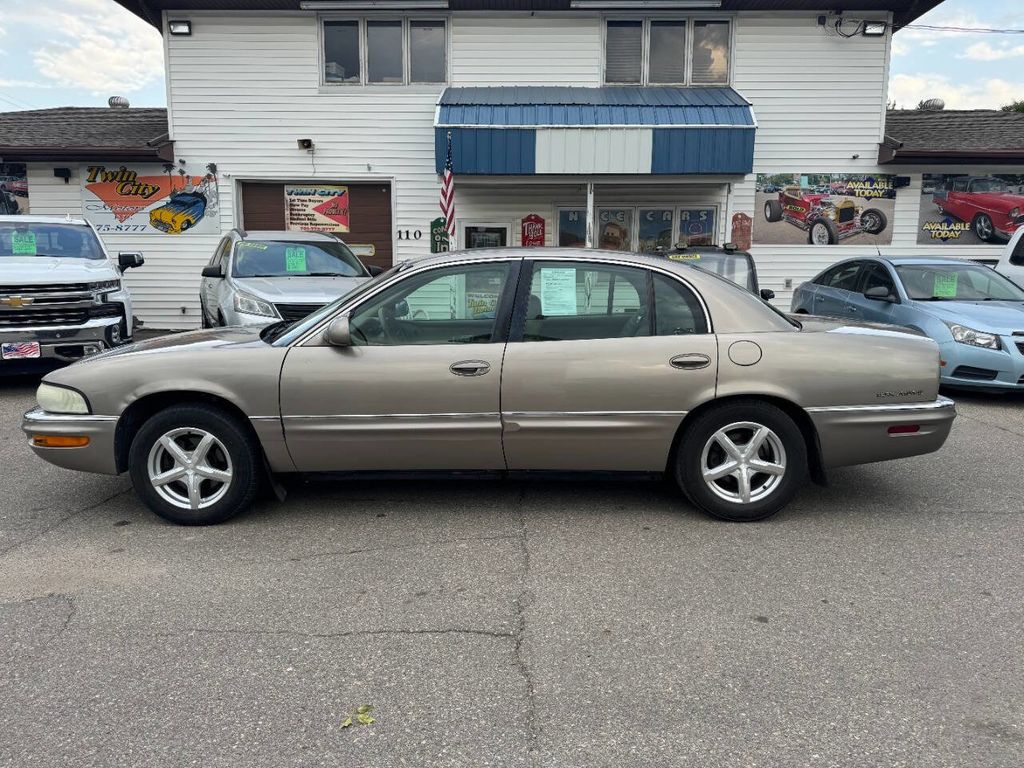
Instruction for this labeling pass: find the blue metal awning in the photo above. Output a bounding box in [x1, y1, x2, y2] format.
[435, 86, 756, 175]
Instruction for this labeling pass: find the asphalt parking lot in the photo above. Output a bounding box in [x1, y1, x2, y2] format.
[1, 375, 1022, 768]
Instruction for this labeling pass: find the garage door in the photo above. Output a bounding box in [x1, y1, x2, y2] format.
[239, 181, 393, 270]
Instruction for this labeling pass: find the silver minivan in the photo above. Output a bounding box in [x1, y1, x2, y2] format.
[199, 229, 376, 327]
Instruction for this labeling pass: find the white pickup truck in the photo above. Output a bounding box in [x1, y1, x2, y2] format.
[0, 216, 143, 366]
[995, 227, 1024, 286]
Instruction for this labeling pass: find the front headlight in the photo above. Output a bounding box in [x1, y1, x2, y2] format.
[944, 321, 1001, 350]
[1011, 207, 1021, 219]
[233, 291, 278, 318]
[36, 383, 90, 414]
[91, 279, 122, 302]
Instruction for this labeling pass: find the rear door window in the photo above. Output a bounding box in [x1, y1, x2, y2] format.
[818, 262, 863, 292]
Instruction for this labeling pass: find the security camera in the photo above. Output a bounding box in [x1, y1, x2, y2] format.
[297, 138, 314, 150]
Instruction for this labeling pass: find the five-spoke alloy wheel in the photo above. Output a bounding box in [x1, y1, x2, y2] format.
[676, 401, 806, 522]
[129, 404, 260, 525]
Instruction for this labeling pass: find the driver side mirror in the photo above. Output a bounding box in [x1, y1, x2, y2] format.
[325, 314, 352, 347]
[864, 285, 897, 303]
[118, 252, 144, 270]
[201, 264, 224, 278]
[759, 288, 776, 301]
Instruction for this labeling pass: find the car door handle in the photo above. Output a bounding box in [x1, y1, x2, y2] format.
[670, 353, 711, 370]
[450, 360, 491, 377]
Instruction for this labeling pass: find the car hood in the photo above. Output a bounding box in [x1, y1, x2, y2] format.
[0, 257, 118, 285]
[232, 275, 368, 303]
[67, 326, 265, 366]
[912, 300, 1024, 334]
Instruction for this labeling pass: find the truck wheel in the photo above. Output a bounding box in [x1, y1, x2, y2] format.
[764, 199, 784, 222]
[807, 217, 839, 245]
[128, 404, 261, 525]
[675, 400, 807, 522]
[860, 208, 887, 235]
[972, 213, 996, 242]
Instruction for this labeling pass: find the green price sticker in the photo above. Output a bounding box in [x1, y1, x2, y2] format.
[933, 273, 958, 298]
[11, 231, 37, 255]
[285, 247, 307, 272]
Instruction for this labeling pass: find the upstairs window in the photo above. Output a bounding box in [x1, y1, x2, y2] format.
[323, 18, 447, 86]
[605, 18, 730, 85]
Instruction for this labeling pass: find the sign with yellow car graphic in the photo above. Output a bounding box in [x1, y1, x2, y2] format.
[81, 164, 219, 235]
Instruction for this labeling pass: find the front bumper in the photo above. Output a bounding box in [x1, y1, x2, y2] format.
[22, 408, 120, 475]
[0, 318, 124, 363]
[807, 396, 956, 469]
[939, 339, 1024, 390]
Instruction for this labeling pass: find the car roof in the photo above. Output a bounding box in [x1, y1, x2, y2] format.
[239, 230, 340, 242]
[0, 215, 91, 227]
[884, 256, 987, 267]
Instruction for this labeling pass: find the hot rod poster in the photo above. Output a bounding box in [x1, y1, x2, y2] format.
[917, 174, 1024, 245]
[754, 173, 895, 246]
[81, 164, 219, 235]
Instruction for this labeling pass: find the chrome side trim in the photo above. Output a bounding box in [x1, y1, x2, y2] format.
[249, 416, 281, 422]
[282, 412, 501, 421]
[23, 408, 118, 423]
[505, 410, 687, 418]
[805, 396, 955, 414]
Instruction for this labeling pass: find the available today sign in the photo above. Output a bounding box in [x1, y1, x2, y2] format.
[81, 164, 219, 235]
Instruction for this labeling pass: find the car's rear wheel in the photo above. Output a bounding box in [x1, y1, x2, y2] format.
[764, 199, 783, 222]
[675, 401, 807, 522]
[808, 217, 838, 245]
[128, 404, 261, 525]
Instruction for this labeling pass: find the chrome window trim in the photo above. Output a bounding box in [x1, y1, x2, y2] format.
[805, 396, 954, 414]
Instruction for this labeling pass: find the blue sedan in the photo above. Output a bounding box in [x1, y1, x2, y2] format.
[792, 257, 1024, 390]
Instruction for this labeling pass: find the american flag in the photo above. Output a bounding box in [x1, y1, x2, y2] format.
[2, 342, 40, 359]
[440, 130, 455, 237]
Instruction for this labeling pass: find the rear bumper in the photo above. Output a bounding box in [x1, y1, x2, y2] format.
[0, 318, 124, 363]
[807, 396, 956, 469]
[21, 408, 120, 475]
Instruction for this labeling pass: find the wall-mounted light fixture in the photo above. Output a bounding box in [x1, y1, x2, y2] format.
[862, 21, 887, 36]
[297, 138, 315, 151]
[168, 20, 192, 36]
[53, 167, 72, 184]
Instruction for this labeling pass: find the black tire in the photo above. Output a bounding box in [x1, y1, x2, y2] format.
[972, 213, 999, 243]
[674, 400, 807, 522]
[860, 208, 887, 235]
[764, 199, 784, 222]
[128, 404, 261, 525]
[807, 217, 838, 245]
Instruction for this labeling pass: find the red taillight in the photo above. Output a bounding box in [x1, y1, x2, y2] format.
[888, 425, 920, 435]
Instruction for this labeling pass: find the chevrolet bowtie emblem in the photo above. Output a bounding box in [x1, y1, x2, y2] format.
[0, 295, 32, 308]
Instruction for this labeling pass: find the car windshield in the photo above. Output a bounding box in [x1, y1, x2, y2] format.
[262, 264, 402, 344]
[896, 263, 1024, 302]
[232, 239, 368, 278]
[669, 252, 756, 293]
[0, 223, 104, 260]
[969, 178, 1008, 194]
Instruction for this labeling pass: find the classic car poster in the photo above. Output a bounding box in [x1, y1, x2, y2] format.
[0, 163, 28, 215]
[81, 164, 219, 235]
[917, 174, 1024, 245]
[284, 184, 350, 233]
[754, 173, 895, 246]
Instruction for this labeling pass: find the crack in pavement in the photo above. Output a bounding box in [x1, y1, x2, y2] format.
[291, 533, 519, 563]
[956, 409, 1024, 439]
[511, 482, 540, 763]
[145, 626, 515, 641]
[0, 486, 133, 559]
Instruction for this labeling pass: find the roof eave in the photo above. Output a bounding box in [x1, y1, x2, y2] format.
[0, 145, 173, 163]
[878, 147, 1024, 166]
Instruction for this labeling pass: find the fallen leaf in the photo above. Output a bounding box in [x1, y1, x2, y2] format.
[357, 705, 374, 715]
[340, 717, 353, 728]
[356, 713, 376, 726]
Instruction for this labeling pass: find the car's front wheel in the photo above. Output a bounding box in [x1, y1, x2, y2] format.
[128, 404, 261, 525]
[675, 401, 807, 522]
[972, 213, 997, 243]
[808, 217, 838, 245]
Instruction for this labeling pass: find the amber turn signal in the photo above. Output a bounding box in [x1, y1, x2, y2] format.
[32, 435, 90, 448]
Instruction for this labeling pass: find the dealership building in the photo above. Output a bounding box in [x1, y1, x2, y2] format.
[3, 0, 1024, 329]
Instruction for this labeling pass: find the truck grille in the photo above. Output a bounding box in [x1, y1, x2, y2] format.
[274, 303, 324, 321]
[0, 309, 89, 327]
[0, 282, 93, 294]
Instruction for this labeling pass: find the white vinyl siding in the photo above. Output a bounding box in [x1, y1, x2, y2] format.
[535, 129, 653, 175]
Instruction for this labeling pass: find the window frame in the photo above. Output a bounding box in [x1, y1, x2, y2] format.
[556, 203, 722, 251]
[320, 16, 449, 88]
[509, 258, 713, 342]
[602, 16, 732, 86]
[461, 221, 513, 250]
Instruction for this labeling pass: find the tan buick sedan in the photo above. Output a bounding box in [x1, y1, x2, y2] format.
[23, 248, 955, 525]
